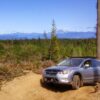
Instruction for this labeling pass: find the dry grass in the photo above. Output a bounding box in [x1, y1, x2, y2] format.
[0, 64, 24, 85]
[0, 60, 55, 88]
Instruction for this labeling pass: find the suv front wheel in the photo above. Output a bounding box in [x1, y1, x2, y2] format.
[72, 75, 81, 90]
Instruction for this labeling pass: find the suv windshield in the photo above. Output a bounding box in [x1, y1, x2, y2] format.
[57, 58, 84, 67]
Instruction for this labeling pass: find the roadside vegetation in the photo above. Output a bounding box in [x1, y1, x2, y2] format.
[0, 38, 96, 63]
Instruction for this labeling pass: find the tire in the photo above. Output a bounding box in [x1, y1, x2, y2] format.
[80, 78, 84, 87]
[72, 75, 81, 90]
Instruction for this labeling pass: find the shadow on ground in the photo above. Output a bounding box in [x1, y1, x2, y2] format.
[40, 79, 97, 93]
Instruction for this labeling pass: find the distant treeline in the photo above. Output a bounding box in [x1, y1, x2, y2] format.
[0, 39, 96, 63]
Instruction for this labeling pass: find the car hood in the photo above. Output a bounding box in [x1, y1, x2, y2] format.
[45, 65, 79, 71]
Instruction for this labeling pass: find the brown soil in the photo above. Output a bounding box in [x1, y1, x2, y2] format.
[0, 72, 99, 100]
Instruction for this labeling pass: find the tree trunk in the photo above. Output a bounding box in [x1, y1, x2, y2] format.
[97, 0, 100, 59]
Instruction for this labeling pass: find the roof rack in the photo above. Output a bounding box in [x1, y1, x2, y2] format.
[68, 56, 96, 59]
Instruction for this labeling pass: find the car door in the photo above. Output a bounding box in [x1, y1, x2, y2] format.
[80, 59, 94, 83]
[92, 60, 100, 82]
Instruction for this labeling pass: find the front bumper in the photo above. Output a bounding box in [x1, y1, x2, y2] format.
[42, 74, 72, 85]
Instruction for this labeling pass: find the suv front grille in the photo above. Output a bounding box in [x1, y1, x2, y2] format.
[45, 69, 60, 76]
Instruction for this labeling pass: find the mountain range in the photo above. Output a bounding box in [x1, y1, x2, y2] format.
[0, 31, 96, 40]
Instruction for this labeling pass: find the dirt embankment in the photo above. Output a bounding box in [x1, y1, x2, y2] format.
[0, 72, 99, 100]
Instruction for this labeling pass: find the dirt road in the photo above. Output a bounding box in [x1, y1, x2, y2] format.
[0, 72, 99, 100]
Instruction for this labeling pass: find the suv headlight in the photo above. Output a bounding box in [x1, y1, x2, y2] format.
[58, 70, 71, 74]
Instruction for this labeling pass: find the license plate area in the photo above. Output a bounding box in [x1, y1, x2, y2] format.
[44, 77, 58, 83]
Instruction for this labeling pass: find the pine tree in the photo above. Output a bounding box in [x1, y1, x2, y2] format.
[51, 20, 56, 37]
[48, 20, 60, 62]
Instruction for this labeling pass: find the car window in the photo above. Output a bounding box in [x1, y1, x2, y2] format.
[83, 60, 92, 67]
[92, 60, 100, 67]
[57, 58, 83, 67]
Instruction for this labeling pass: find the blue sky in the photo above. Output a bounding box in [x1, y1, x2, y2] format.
[0, 0, 97, 34]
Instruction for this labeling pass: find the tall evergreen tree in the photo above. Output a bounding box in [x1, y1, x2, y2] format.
[48, 20, 60, 62]
[51, 20, 56, 37]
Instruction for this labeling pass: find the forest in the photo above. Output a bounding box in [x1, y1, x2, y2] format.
[0, 38, 96, 83]
[0, 38, 96, 64]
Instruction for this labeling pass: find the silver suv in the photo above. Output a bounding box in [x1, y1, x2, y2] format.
[42, 57, 100, 89]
